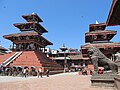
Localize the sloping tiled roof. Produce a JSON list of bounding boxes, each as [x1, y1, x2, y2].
[[52, 57, 70, 60], [82, 42, 120, 49], [53, 56, 89, 60], [3, 31, 38, 37], [85, 30, 117, 36], [0, 46, 8, 51], [22, 13, 43, 22], [13, 22, 48, 33], [69, 55, 89, 60], [3, 31, 53, 45], [89, 23, 106, 31], [106, 0, 120, 26]]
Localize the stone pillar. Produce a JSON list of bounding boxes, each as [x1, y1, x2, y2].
[[16, 44, 18, 50], [12, 43, 14, 49]]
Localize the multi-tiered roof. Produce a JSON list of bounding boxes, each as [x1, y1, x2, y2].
[[14, 13, 47, 33], [3, 13, 53, 51], [85, 23, 117, 43], [81, 22, 120, 59]]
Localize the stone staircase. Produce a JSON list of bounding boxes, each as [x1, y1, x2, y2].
[[9, 51, 63, 72], [35, 51, 63, 70], [10, 51, 42, 67]]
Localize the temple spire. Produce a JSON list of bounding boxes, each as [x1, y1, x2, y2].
[[96, 20, 99, 24]]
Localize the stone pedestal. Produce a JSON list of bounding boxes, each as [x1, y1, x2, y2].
[[91, 74, 119, 87]]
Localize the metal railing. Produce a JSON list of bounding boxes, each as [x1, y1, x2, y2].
[[1, 51, 23, 67]]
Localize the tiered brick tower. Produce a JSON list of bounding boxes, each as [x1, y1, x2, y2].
[[2, 13, 63, 72], [81, 23, 120, 60]]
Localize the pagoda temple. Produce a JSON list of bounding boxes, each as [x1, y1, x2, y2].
[[81, 0, 120, 68], [81, 0, 120, 62], [81, 22, 120, 62], [0, 13, 63, 74]]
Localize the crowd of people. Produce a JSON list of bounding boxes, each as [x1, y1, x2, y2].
[[0, 66, 22, 76], [0, 66, 50, 78], [0, 65, 104, 78]]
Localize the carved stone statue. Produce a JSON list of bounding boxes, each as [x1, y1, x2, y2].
[[88, 45, 118, 74]]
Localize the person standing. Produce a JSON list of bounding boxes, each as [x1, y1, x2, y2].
[[23, 68, 27, 78], [38, 67, 42, 78]]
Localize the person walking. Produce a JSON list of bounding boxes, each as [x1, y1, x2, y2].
[[46, 69, 50, 77]]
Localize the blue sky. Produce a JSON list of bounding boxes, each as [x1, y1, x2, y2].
[[0, 0, 120, 50]]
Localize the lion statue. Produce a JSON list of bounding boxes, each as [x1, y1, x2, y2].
[[87, 45, 118, 74]]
